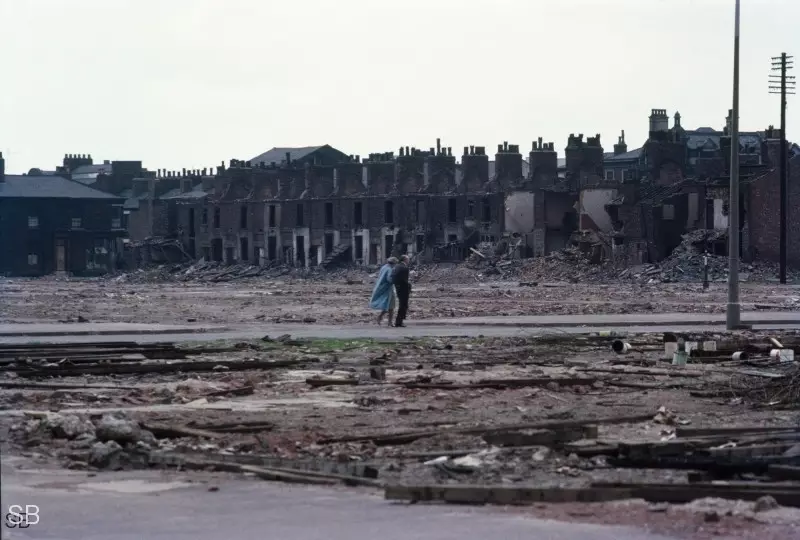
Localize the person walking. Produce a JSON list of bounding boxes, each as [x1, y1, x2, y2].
[[392, 255, 411, 328], [369, 257, 397, 326]]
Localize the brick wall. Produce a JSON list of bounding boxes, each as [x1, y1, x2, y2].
[[748, 155, 800, 264]]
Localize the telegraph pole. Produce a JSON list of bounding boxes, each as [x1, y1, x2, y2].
[[727, 0, 742, 330], [770, 53, 795, 284]]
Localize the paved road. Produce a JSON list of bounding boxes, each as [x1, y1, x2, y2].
[[1, 466, 676, 540], [2, 322, 800, 346]]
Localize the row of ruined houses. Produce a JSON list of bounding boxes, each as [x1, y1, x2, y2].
[[4, 108, 799, 276]]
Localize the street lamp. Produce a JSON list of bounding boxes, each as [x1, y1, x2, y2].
[[726, 0, 742, 330]]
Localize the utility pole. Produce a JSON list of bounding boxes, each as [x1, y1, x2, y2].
[[727, 0, 742, 330], [769, 53, 795, 284]]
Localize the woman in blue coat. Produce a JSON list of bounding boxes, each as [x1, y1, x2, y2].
[[369, 257, 397, 326]]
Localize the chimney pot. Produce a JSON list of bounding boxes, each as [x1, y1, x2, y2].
[[463, 146, 469, 156], [497, 144, 503, 153]]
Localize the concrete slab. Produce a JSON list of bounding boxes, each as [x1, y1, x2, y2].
[[0, 322, 229, 338], [414, 311, 800, 328]]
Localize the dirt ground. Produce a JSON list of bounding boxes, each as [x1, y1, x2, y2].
[[1, 275, 800, 326], [2, 331, 800, 539], [2, 275, 800, 539]]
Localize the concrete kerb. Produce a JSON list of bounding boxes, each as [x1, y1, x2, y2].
[[0, 325, 229, 338], [412, 314, 800, 328]]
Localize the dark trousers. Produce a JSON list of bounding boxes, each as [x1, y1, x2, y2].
[[395, 284, 410, 326]]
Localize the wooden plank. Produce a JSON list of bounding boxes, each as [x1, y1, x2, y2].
[[318, 414, 652, 446], [13, 358, 305, 378], [767, 465, 800, 481], [384, 485, 634, 505], [151, 451, 379, 480], [142, 423, 224, 440], [306, 378, 359, 388], [578, 367, 705, 378], [483, 426, 598, 448], [402, 378, 596, 390], [0, 381, 139, 391], [677, 426, 800, 438]]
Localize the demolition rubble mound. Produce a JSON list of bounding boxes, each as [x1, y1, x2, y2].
[[109, 231, 800, 286]]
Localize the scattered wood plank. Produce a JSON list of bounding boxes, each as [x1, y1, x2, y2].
[[677, 426, 800, 438], [202, 385, 255, 398], [305, 378, 360, 388], [318, 414, 653, 446], [767, 465, 800, 481], [13, 358, 305, 378], [578, 367, 705, 378], [149, 454, 378, 487], [142, 423, 224, 440], [483, 426, 598, 448], [151, 451, 379, 480], [402, 377, 596, 390], [0, 381, 139, 391]]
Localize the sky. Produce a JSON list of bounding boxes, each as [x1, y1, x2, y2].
[[1, 0, 798, 174]]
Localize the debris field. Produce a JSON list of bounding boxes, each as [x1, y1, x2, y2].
[[2, 276, 800, 328], [3, 331, 800, 519]]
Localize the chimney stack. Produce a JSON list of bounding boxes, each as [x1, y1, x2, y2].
[[0, 151, 5, 182]]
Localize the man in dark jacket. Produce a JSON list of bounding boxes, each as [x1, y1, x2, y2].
[[392, 255, 411, 328]]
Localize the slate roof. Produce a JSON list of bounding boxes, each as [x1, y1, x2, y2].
[[605, 148, 643, 162], [250, 146, 324, 166], [0, 175, 122, 200], [71, 163, 114, 184], [684, 129, 764, 151]]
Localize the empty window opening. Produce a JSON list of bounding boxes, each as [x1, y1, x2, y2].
[[354, 202, 364, 226], [384, 201, 394, 224], [240, 237, 249, 260], [448, 198, 457, 223]]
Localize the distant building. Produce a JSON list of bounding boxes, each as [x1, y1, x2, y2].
[[0, 153, 126, 276]]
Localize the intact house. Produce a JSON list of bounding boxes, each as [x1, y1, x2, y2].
[[0, 153, 126, 276]]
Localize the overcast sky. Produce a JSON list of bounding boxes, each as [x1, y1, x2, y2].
[[1, 0, 798, 173]]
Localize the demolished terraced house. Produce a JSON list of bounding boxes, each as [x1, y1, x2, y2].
[[9, 107, 799, 275]]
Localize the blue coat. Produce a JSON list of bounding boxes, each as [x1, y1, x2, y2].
[[369, 264, 394, 310]]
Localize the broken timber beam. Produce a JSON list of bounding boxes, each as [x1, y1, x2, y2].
[[318, 414, 652, 446], [403, 377, 596, 390], [141, 423, 224, 440], [13, 358, 305, 378], [677, 426, 800, 438], [305, 378, 359, 388], [483, 426, 598, 447]]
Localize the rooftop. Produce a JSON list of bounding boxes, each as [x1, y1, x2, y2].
[[0, 175, 122, 200], [250, 146, 325, 166]]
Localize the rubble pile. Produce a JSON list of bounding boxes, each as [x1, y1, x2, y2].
[[630, 230, 800, 284], [110, 230, 800, 286]]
